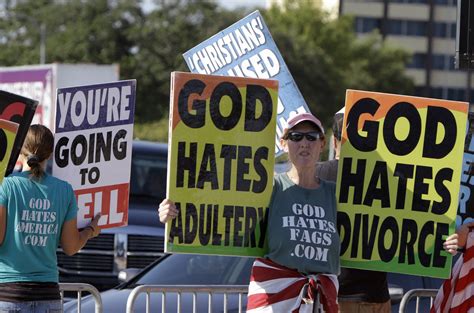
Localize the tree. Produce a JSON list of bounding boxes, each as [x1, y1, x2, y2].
[[123, 0, 241, 121], [263, 0, 414, 125], [0, 0, 241, 122], [0, 0, 413, 130], [0, 0, 142, 65]]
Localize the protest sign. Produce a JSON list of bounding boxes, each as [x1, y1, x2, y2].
[[0, 90, 38, 176], [458, 113, 474, 226], [0, 67, 53, 128], [183, 10, 309, 156], [336, 90, 468, 279], [166, 72, 278, 256], [0, 64, 119, 131], [52, 80, 136, 229], [0, 120, 18, 182]]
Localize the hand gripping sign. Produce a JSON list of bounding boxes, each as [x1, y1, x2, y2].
[[337, 90, 468, 279], [166, 72, 278, 257], [52, 80, 136, 229]]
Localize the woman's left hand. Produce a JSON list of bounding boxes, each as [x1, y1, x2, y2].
[[455, 221, 474, 250], [443, 233, 460, 255], [443, 221, 474, 255]]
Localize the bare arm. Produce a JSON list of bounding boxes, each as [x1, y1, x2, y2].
[[60, 215, 101, 256], [0, 205, 5, 246]]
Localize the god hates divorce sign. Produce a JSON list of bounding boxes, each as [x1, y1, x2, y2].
[[337, 90, 468, 278], [52, 80, 136, 229], [166, 72, 278, 257], [183, 10, 309, 156]]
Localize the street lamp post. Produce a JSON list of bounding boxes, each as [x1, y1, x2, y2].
[[10, 11, 47, 64], [39, 22, 46, 64]]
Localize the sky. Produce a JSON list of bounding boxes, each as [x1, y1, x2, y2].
[[141, 0, 265, 13], [143, 0, 339, 12], [220, 0, 339, 12], [220, 0, 266, 9]]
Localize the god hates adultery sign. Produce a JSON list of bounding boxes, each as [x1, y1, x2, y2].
[[337, 90, 468, 278], [52, 80, 136, 229], [165, 72, 278, 257]]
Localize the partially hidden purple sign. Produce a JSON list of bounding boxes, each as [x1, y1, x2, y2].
[[0, 68, 53, 129]]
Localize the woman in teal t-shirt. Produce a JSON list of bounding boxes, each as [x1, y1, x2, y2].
[[159, 112, 340, 313], [246, 112, 340, 312], [0, 125, 101, 313]]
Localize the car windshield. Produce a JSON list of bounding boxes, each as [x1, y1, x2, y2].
[[130, 152, 167, 200], [130, 254, 254, 286]]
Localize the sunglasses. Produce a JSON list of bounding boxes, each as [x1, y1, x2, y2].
[[287, 131, 323, 142]]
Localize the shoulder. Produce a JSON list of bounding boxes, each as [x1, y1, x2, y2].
[[274, 172, 291, 185], [317, 159, 338, 169], [46, 174, 74, 192], [272, 173, 288, 191], [317, 159, 338, 182], [320, 179, 336, 187], [319, 179, 336, 192], [273, 173, 283, 187], [5, 171, 27, 180], [274, 173, 285, 183], [317, 159, 338, 166], [2, 172, 28, 186]]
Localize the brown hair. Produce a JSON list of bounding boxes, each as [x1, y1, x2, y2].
[[21, 124, 54, 179], [332, 113, 344, 141]]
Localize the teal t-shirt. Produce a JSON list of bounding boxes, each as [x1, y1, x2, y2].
[[266, 173, 340, 275], [0, 171, 77, 283]]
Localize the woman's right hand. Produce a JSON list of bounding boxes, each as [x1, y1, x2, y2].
[[158, 198, 178, 223], [87, 214, 101, 238]]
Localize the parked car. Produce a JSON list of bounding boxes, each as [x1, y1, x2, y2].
[[63, 252, 426, 313], [63, 253, 252, 313], [57, 140, 168, 290]]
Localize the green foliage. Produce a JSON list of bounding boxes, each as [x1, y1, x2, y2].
[[0, 0, 414, 139], [0, 0, 142, 65], [0, 0, 245, 124], [264, 0, 414, 126], [123, 0, 241, 122], [134, 119, 169, 142]]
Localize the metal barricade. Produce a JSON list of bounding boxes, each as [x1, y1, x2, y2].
[[59, 283, 103, 313], [126, 285, 248, 313], [398, 288, 438, 313]]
